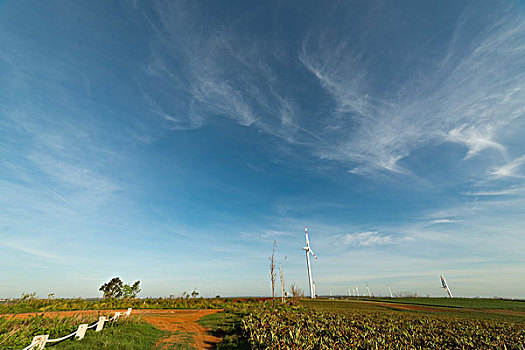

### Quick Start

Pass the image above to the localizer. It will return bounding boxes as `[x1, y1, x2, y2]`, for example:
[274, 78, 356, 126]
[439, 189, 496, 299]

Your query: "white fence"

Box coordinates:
[21, 308, 132, 350]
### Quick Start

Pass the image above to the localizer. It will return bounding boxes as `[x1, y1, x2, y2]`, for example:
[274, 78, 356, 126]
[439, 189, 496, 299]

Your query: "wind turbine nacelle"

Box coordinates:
[302, 246, 309, 251]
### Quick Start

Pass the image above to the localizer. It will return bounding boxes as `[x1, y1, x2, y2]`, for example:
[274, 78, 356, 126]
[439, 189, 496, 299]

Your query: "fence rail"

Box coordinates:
[21, 308, 132, 350]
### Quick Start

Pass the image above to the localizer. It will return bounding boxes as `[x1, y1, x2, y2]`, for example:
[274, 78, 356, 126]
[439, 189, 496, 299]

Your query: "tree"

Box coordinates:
[290, 283, 304, 298]
[122, 281, 141, 298]
[269, 241, 277, 303]
[99, 277, 123, 299]
[21, 292, 36, 301]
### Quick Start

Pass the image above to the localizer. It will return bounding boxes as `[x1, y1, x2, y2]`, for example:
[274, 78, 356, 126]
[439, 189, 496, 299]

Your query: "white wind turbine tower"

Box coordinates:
[387, 284, 393, 298]
[440, 274, 453, 298]
[302, 225, 317, 299]
[366, 283, 371, 298]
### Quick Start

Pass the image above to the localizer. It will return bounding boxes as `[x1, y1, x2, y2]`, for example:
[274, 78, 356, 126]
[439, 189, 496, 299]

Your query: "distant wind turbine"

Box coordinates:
[302, 225, 317, 299]
[387, 284, 393, 298]
[440, 274, 453, 298]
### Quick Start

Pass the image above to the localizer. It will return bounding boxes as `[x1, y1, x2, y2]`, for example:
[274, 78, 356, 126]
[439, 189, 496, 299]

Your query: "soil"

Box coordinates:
[2, 309, 223, 349]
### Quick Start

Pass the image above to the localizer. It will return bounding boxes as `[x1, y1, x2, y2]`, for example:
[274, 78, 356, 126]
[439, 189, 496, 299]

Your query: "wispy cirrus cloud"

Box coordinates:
[337, 231, 394, 247]
[462, 187, 525, 196]
[0, 239, 64, 261]
[240, 229, 292, 242]
[488, 155, 525, 179]
[299, 4, 525, 175]
[132, 0, 315, 144]
[130, 1, 525, 180]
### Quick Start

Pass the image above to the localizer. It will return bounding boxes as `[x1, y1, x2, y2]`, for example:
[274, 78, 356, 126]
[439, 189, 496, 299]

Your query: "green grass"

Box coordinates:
[54, 318, 162, 349]
[0, 314, 101, 350]
[199, 311, 250, 349]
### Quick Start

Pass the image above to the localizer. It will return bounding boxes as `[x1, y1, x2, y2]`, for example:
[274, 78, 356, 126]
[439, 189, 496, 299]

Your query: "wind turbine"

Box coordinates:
[387, 284, 393, 298]
[440, 274, 453, 298]
[302, 225, 317, 299]
[366, 283, 371, 298]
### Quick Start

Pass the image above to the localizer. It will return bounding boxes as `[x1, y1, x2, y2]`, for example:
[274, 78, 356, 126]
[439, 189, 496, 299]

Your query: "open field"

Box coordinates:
[2, 297, 525, 349]
[371, 297, 525, 310]
[304, 298, 525, 324]
[239, 298, 525, 349]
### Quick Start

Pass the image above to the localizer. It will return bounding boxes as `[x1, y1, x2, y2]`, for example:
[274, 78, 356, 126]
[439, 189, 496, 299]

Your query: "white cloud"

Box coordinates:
[337, 231, 393, 247]
[462, 187, 525, 196]
[488, 155, 525, 179]
[429, 219, 458, 224]
[132, 2, 525, 178]
[299, 5, 525, 175]
[240, 229, 292, 242]
[1, 240, 64, 261]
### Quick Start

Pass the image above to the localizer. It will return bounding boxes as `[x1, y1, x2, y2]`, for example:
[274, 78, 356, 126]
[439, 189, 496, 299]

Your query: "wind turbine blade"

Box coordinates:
[305, 225, 310, 247]
[440, 275, 447, 288]
[309, 249, 317, 259]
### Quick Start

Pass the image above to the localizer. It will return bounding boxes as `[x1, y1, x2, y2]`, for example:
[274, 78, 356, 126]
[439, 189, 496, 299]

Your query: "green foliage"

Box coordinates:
[122, 281, 141, 299]
[199, 311, 250, 349]
[0, 296, 234, 315]
[99, 277, 124, 299]
[0, 315, 161, 350]
[20, 292, 36, 302]
[0, 314, 100, 349]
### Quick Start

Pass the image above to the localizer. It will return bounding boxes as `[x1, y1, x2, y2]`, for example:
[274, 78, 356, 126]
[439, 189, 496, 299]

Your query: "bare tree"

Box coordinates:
[290, 282, 304, 298]
[279, 256, 287, 303]
[269, 240, 277, 303]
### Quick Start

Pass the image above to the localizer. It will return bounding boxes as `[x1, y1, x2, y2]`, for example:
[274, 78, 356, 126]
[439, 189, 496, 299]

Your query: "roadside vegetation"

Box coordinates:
[0, 297, 228, 314]
[0, 314, 158, 350]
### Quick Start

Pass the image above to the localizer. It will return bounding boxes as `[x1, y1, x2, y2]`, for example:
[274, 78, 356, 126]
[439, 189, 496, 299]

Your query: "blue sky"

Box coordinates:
[1, 0, 524, 298]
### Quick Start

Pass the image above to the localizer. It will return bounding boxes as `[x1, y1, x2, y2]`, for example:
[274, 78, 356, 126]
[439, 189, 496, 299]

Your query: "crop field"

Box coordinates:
[1, 297, 524, 349]
[239, 298, 525, 349]
[371, 297, 525, 310]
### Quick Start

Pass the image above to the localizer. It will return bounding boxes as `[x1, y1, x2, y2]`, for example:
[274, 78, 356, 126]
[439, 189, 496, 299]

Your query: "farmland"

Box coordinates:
[1, 297, 524, 349]
[241, 298, 525, 349]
